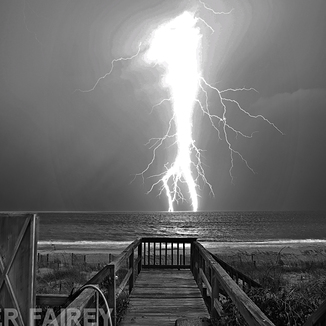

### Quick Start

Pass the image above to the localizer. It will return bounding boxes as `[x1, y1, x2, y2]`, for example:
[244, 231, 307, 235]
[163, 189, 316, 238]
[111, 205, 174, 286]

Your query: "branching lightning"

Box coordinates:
[74, 43, 142, 93]
[198, 0, 234, 15]
[22, 0, 42, 44]
[75, 1, 282, 212]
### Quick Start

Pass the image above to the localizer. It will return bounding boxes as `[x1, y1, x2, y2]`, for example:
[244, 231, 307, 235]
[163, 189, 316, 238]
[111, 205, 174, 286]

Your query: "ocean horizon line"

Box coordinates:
[38, 239, 326, 246]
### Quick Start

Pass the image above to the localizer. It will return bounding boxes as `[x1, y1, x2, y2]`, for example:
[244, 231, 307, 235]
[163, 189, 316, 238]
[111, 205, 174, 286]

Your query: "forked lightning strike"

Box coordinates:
[75, 1, 282, 212]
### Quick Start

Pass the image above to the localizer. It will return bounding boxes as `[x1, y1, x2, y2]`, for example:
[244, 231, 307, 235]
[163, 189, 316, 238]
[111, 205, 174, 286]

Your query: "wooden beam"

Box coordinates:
[141, 237, 197, 243]
[199, 268, 211, 297]
[142, 264, 190, 269]
[116, 268, 132, 298]
[36, 294, 69, 307]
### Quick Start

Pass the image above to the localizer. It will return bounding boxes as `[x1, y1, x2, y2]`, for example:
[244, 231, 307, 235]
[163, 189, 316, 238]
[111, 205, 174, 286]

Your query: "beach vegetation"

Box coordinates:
[215, 250, 326, 325]
[36, 253, 130, 325]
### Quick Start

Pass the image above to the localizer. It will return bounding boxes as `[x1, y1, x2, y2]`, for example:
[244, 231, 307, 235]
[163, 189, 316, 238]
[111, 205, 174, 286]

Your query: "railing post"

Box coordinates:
[138, 242, 142, 274]
[129, 249, 134, 293]
[108, 264, 116, 326]
[159, 242, 162, 266]
[177, 242, 180, 268]
[183, 243, 186, 266]
[148, 241, 150, 266]
[211, 274, 221, 321]
[190, 241, 195, 273]
[95, 290, 99, 325]
[165, 241, 168, 266]
[153, 242, 156, 266]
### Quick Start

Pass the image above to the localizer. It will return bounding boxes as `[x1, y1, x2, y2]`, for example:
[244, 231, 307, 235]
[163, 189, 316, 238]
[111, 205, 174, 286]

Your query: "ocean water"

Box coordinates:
[38, 211, 326, 249]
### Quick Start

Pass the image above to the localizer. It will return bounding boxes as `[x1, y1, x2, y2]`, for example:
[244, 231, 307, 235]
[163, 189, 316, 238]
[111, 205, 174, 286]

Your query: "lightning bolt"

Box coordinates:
[74, 43, 142, 93]
[198, 0, 234, 15]
[75, 2, 282, 212]
[22, 0, 42, 44]
[136, 6, 282, 212]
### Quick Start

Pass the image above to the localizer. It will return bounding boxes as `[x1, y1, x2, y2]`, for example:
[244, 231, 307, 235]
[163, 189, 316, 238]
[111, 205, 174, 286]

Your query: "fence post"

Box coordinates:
[129, 250, 134, 293]
[165, 242, 168, 266]
[108, 264, 116, 326]
[190, 241, 194, 273]
[153, 242, 156, 266]
[159, 242, 162, 266]
[177, 242, 180, 269]
[211, 274, 222, 320]
[138, 243, 142, 274]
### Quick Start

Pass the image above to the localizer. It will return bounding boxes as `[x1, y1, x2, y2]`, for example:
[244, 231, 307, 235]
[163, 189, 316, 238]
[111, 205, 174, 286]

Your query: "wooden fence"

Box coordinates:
[0, 213, 38, 326]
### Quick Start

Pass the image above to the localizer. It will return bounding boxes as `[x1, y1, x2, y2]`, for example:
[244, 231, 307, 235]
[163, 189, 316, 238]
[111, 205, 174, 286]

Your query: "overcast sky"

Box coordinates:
[1, 0, 326, 212]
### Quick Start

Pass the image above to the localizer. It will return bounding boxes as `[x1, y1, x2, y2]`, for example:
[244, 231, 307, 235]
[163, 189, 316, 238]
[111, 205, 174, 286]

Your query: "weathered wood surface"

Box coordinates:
[175, 317, 211, 326]
[120, 269, 209, 326]
[0, 213, 38, 326]
[36, 293, 69, 306]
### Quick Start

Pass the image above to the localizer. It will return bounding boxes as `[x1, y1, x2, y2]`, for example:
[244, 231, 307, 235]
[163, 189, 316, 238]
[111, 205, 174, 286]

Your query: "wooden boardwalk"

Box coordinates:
[119, 269, 209, 326]
[40, 238, 278, 326]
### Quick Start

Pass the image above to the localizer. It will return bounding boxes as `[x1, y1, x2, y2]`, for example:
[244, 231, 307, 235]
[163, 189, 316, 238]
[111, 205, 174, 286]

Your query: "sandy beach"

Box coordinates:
[205, 241, 326, 263]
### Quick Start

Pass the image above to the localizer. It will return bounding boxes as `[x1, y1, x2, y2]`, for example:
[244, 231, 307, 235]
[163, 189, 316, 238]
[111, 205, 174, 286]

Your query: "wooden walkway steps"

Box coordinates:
[119, 269, 209, 326]
[40, 238, 277, 326]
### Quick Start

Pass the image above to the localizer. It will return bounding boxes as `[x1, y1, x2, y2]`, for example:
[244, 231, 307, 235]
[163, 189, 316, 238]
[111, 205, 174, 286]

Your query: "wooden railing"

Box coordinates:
[46, 238, 142, 326]
[141, 237, 196, 269]
[191, 241, 275, 326]
[211, 253, 261, 290]
[36, 293, 68, 307]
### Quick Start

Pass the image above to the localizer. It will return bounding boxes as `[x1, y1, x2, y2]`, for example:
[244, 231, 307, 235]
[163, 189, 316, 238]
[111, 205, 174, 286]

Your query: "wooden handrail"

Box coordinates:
[141, 237, 197, 242]
[36, 294, 68, 306]
[48, 238, 141, 326]
[192, 241, 275, 326]
[211, 253, 261, 289]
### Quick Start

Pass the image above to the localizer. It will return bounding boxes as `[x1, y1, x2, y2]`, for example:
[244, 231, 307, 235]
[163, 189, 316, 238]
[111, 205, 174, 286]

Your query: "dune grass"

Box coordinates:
[36, 254, 129, 325]
[214, 250, 326, 325]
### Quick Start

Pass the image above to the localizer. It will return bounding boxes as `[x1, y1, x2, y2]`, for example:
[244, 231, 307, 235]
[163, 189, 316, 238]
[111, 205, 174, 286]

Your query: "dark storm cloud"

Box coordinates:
[0, 0, 326, 211]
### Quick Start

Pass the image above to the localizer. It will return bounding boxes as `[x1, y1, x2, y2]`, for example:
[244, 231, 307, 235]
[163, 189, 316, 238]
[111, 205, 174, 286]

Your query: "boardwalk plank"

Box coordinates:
[119, 269, 209, 326]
